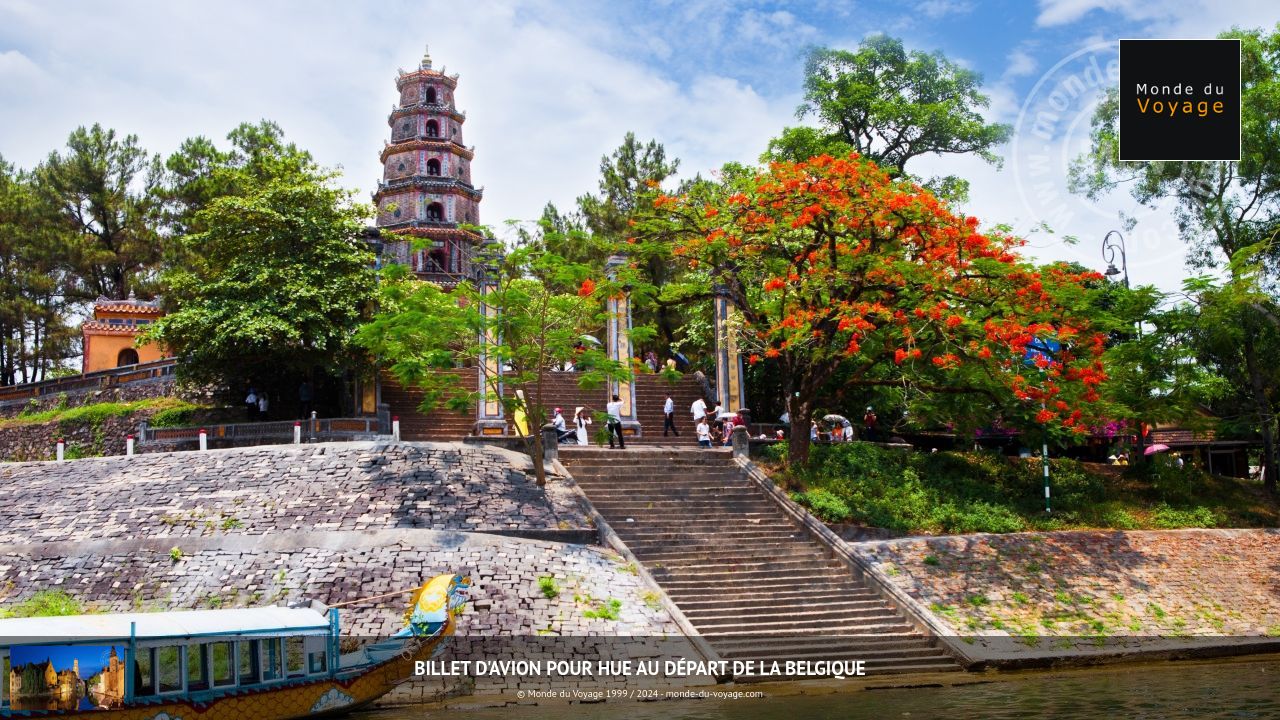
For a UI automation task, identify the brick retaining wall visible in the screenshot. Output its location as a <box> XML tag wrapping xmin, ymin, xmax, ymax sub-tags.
<box><xmin>853</xmin><ymin>529</ymin><xmax>1280</xmax><ymax>666</ymax></box>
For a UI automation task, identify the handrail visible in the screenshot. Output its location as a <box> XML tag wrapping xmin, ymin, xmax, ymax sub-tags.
<box><xmin>140</xmin><ymin>416</ymin><xmax>385</xmax><ymax>445</ymax></box>
<box><xmin>0</xmin><ymin>359</ymin><xmax>177</xmax><ymax>405</ymax></box>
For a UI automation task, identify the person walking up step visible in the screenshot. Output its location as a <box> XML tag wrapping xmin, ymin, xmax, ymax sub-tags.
<box><xmin>606</xmin><ymin>394</ymin><xmax>626</xmax><ymax>449</ymax></box>
<box><xmin>663</xmin><ymin>395</ymin><xmax>679</xmax><ymax>437</ymax></box>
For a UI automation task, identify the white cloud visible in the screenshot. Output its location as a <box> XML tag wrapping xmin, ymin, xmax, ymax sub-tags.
<box><xmin>1004</xmin><ymin>47</ymin><xmax>1039</xmax><ymax>79</ymax></box>
<box><xmin>915</xmin><ymin>0</ymin><xmax>976</xmax><ymax>19</ymax></box>
<box><xmin>0</xmin><ymin>0</ymin><xmax>792</xmax><ymax>234</ymax></box>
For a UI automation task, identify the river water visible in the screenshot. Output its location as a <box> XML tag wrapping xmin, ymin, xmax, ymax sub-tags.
<box><xmin>356</xmin><ymin>658</ymin><xmax>1280</xmax><ymax>719</ymax></box>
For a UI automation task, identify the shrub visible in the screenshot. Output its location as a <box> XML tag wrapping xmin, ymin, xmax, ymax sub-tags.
<box><xmin>582</xmin><ymin>598</ymin><xmax>622</xmax><ymax>620</ymax></box>
<box><xmin>791</xmin><ymin>487</ymin><xmax>853</xmax><ymax>522</ymax></box>
<box><xmin>149</xmin><ymin>403</ymin><xmax>201</xmax><ymax>428</ymax></box>
<box><xmin>0</xmin><ymin>590</ymin><xmax>86</xmax><ymax>618</ymax></box>
<box><xmin>1150</xmin><ymin>504</ymin><xmax>1220</xmax><ymax>529</ymax></box>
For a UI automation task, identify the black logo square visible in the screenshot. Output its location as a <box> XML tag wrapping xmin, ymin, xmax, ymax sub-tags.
<box><xmin>1119</xmin><ymin>39</ymin><xmax>1240</xmax><ymax>161</ymax></box>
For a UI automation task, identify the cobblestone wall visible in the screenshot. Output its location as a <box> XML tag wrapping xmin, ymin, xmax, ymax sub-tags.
<box><xmin>0</xmin><ymin>529</ymin><xmax>689</xmax><ymax>700</ymax></box>
<box><xmin>854</xmin><ymin>529</ymin><xmax>1280</xmax><ymax>662</ymax></box>
<box><xmin>0</xmin><ymin>441</ymin><xmax>591</xmax><ymax>542</ymax></box>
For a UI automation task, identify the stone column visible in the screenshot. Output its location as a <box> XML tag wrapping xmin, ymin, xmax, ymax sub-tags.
<box><xmin>605</xmin><ymin>255</ymin><xmax>641</xmax><ymax>437</ymax></box>
<box><xmin>713</xmin><ymin>290</ymin><xmax>746</xmax><ymax>413</ymax></box>
<box><xmin>474</xmin><ymin>267</ymin><xmax>507</xmax><ymax>436</ymax></box>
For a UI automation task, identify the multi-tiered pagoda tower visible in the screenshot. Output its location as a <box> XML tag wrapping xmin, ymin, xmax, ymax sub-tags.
<box><xmin>373</xmin><ymin>47</ymin><xmax>483</xmax><ymax>284</ymax></box>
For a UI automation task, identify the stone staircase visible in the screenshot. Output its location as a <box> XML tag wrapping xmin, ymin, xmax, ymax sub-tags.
<box><xmin>381</xmin><ymin>370</ymin><xmax>477</xmax><ymax>440</ymax></box>
<box><xmin>560</xmin><ymin>447</ymin><xmax>961</xmax><ymax>679</ymax></box>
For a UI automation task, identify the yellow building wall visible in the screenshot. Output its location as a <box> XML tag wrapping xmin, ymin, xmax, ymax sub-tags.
<box><xmin>84</xmin><ymin>334</ymin><xmax>166</xmax><ymax>374</ymax></box>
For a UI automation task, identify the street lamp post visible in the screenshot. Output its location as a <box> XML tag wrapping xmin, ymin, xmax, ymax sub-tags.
<box><xmin>1102</xmin><ymin>230</ymin><xmax>1130</xmax><ymax>289</ymax></box>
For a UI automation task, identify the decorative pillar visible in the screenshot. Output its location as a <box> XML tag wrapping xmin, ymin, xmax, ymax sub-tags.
<box><xmin>713</xmin><ymin>290</ymin><xmax>746</xmax><ymax>413</ymax></box>
<box><xmin>605</xmin><ymin>255</ymin><xmax>641</xmax><ymax>436</ymax></box>
<box><xmin>474</xmin><ymin>266</ymin><xmax>507</xmax><ymax>436</ymax></box>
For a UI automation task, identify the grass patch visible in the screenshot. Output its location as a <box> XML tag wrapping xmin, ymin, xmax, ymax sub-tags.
<box><xmin>0</xmin><ymin>590</ymin><xmax>87</xmax><ymax>618</ymax></box>
<box><xmin>537</xmin><ymin>576</ymin><xmax>560</xmax><ymax>600</ymax></box>
<box><xmin>582</xmin><ymin>598</ymin><xmax>622</xmax><ymax>621</ymax></box>
<box><xmin>781</xmin><ymin>443</ymin><xmax>1276</xmax><ymax>535</ymax></box>
<box><xmin>0</xmin><ymin>397</ymin><xmax>209</xmax><ymax>431</ymax></box>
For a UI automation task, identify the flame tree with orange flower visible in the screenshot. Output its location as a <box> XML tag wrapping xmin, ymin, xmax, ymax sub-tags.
<box><xmin>637</xmin><ymin>153</ymin><xmax>1109</xmax><ymax>468</ymax></box>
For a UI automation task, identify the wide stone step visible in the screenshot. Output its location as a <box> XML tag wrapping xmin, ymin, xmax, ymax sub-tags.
<box><xmin>710</xmin><ymin>633</ymin><xmax>932</xmax><ymax>653</ymax></box>
<box><xmin>631</xmin><ymin>548</ymin><xmax>835</xmax><ymax>564</ymax></box>
<box><xmin>659</xmin><ymin>577</ymin><xmax>864</xmax><ymax>594</ymax></box>
<box><xmin>685</xmin><ymin>605</ymin><xmax>899</xmax><ymax>626</ymax></box>
<box><xmin>591</xmin><ymin>498</ymin><xmax>775</xmax><ymax>510</ymax></box>
<box><xmin>616</xmin><ymin>531</ymin><xmax>807</xmax><ymax>547</ymax></box>
<box><xmin>665</xmin><ymin>589</ymin><xmax>875</xmax><ymax>604</ymax></box>
<box><xmin>648</xmin><ymin>558</ymin><xmax>845</xmax><ymax>575</ymax></box>
<box><xmin>682</xmin><ymin>599</ymin><xmax>890</xmax><ymax>621</ymax></box>
<box><xmin>698</xmin><ymin>619</ymin><xmax>915</xmax><ymax>637</ymax></box>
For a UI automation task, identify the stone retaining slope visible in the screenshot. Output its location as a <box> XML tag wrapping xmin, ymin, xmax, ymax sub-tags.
<box><xmin>852</xmin><ymin>529</ymin><xmax>1280</xmax><ymax>667</ymax></box>
<box><xmin>0</xmin><ymin>441</ymin><xmax>592</xmax><ymax>542</ymax></box>
<box><xmin>0</xmin><ymin>529</ymin><xmax>689</xmax><ymax>700</ymax></box>
<box><xmin>0</xmin><ymin>442</ymin><xmax>708</xmax><ymax>700</ymax></box>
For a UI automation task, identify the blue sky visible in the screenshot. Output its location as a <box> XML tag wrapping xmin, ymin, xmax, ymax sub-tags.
<box><xmin>1</xmin><ymin>0</ymin><xmax>1277</xmax><ymax>291</ymax></box>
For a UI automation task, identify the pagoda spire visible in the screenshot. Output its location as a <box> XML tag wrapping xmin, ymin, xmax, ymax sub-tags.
<box><xmin>373</xmin><ymin>50</ymin><xmax>483</xmax><ymax>285</ymax></box>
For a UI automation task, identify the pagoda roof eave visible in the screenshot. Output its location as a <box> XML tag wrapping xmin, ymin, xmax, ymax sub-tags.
<box><xmin>380</xmin><ymin>139</ymin><xmax>474</xmax><ymax>163</ymax></box>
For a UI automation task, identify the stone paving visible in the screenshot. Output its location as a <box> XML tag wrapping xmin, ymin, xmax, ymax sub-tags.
<box><xmin>0</xmin><ymin>441</ymin><xmax>591</xmax><ymax>542</ymax></box>
<box><xmin>853</xmin><ymin>529</ymin><xmax>1280</xmax><ymax>660</ymax></box>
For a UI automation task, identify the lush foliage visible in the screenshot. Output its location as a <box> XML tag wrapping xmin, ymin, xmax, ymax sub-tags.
<box><xmin>768</xmin><ymin>443</ymin><xmax>1275</xmax><ymax>534</ymax></box>
<box><xmin>643</xmin><ymin>153</ymin><xmax>1108</xmax><ymax>466</ymax></box>
<box><xmin>356</xmin><ymin>239</ymin><xmax>640</xmax><ymax>484</ymax></box>
<box><xmin>146</xmin><ymin>130</ymin><xmax>374</xmax><ymax>389</ymax></box>
<box><xmin>1071</xmin><ymin>24</ymin><xmax>1280</xmax><ymax>491</ymax></box>
<box><xmin>766</xmin><ymin>36</ymin><xmax>1011</xmax><ymax>201</ymax></box>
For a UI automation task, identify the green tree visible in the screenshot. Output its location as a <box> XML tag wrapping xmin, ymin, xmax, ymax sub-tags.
<box><xmin>766</xmin><ymin>36</ymin><xmax>1012</xmax><ymax>201</ymax></box>
<box><xmin>1070</xmin><ymin>24</ymin><xmax>1280</xmax><ymax>489</ymax></box>
<box><xmin>146</xmin><ymin>166</ymin><xmax>373</xmax><ymax>392</ymax></box>
<box><xmin>0</xmin><ymin>156</ymin><xmax>78</xmax><ymax>385</ymax></box>
<box><xmin>577</xmin><ymin>133</ymin><xmax>692</xmax><ymax>353</ymax></box>
<box><xmin>35</xmin><ymin>124</ymin><xmax>163</xmax><ymax>301</ymax></box>
<box><xmin>356</xmin><ymin>239</ymin><xmax>636</xmax><ymax>485</ymax></box>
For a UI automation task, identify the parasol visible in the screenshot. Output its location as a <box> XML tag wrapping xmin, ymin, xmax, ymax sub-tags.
<box><xmin>1143</xmin><ymin>444</ymin><xmax>1170</xmax><ymax>456</ymax></box>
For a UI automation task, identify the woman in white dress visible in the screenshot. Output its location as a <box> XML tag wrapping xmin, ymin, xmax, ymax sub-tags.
<box><xmin>574</xmin><ymin>406</ymin><xmax>592</xmax><ymax>445</ymax></box>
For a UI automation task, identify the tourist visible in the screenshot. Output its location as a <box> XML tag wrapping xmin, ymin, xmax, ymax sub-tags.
<box><xmin>691</xmin><ymin>396</ymin><xmax>707</xmax><ymax>425</ymax></box>
<box><xmin>862</xmin><ymin>406</ymin><xmax>877</xmax><ymax>442</ymax></box>
<box><xmin>574</xmin><ymin>407</ymin><xmax>592</xmax><ymax>446</ymax></box>
<box><xmin>842</xmin><ymin>416</ymin><xmax>855</xmax><ymax>442</ymax></box>
<box><xmin>552</xmin><ymin>407</ymin><xmax>572</xmax><ymax>444</ymax></box>
<box><xmin>606</xmin><ymin>394</ymin><xmax>625</xmax><ymax>449</ymax></box>
<box><xmin>513</xmin><ymin>390</ymin><xmax>529</xmax><ymax>436</ymax></box>
<box><xmin>810</xmin><ymin>421</ymin><xmax>819</xmax><ymax>442</ymax></box>
<box><xmin>696</xmin><ymin>416</ymin><xmax>712</xmax><ymax>448</ymax></box>
<box><xmin>298</xmin><ymin>380</ymin><xmax>313</xmax><ymax>420</ymax></box>
<box><xmin>645</xmin><ymin>351</ymin><xmax>659</xmax><ymax>373</ymax></box>
<box><xmin>245</xmin><ymin>387</ymin><xmax>258</xmax><ymax>421</ymax></box>
<box><xmin>257</xmin><ymin>392</ymin><xmax>270</xmax><ymax>421</ymax></box>
<box><xmin>663</xmin><ymin>395</ymin><xmax>678</xmax><ymax>437</ymax></box>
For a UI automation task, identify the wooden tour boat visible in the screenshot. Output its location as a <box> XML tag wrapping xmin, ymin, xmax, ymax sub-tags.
<box><xmin>0</xmin><ymin>573</ymin><xmax>470</xmax><ymax>719</ymax></box>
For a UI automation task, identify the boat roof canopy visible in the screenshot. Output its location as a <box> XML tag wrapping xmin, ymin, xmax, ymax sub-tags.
<box><xmin>0</xmin><ymin>606</ymin><xmax>330</xmax><ymax>647</ymax></box>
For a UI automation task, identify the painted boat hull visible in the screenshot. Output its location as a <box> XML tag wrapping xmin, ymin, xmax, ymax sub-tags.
<box><xmin>3</xmin><ymin>616</ymin><xmax>453</xmax><ymax>720</ymax></box>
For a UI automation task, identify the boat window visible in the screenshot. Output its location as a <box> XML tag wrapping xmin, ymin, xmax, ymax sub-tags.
<box><xmin>306</xmin><ymin>634</ymin><xmax>327</xmax><ymax>675</ymax></box>
<box><xmin>287</xmin><ymin>637</ymin><xmax>306</xmax><ymax>678</ymax></box>
<box><xmin>237</xmin><ymin>640</ymin><xmax>260</xmax><ymax>685</ymax></box>
<box><xmin>134</xmin><ymin>649</ymin><xmax>156</xmax><ymax>696</ymax></box>
<box><xmin>156</xmin><ymin>646</ymin><xmax>183</xmax><ymax>694</ymax></box>
<box><xmin>261</xmin><ymin>638</ymin><xmax>283</xmax><ymax>682</ymax></box>
<box><xmin>210</xmin><ymin>642</ymin><xmax>235</xmax><ymax>688</ymax></box>
<box><xmin>187</xmin><ymin>644</ymin><xmax>210</xmax><ymax>692</ymax></box>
